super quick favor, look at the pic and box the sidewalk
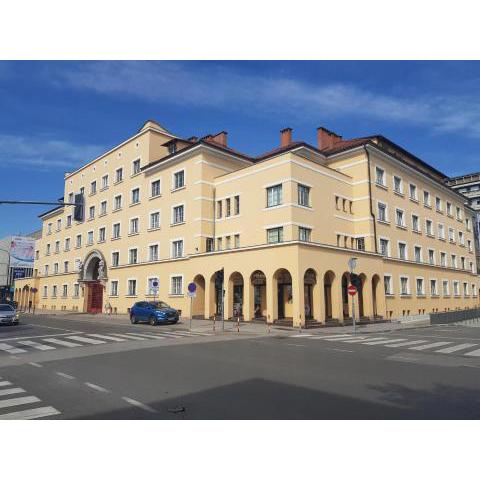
[21,310,430,335]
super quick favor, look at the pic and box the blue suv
[130,301,180,326]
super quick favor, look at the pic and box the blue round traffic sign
[187,282,196,293]
[152,280,159,288]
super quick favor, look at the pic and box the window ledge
[171,186,186,193]
[130,172,142,179]
[112,207,123,213]
[169,294,184,298]
[99,212,107,218]
[111,237,121,241]
[170,221,186,227]
[114,180,123,186]
[400,294,412,298]
[109,295,119,298]
[393,191,404,198]
[125,295,138,298]
[409,197,419,204]
[97,240,106,244]
[396,225,407,230]
[424,204,432,209]
[147,227,161,232]
[377,219,390,226]
[426,233,435,238]
[375,182,388,191]
[65,225,72,229]
[100,186,109,192]
[129,202,141,207]
[128,232,140,237]
[149,194,162,200]
[412,229,421,234]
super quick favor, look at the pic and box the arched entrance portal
[192,274,206,319]
[250,270,266,320]
[82,250,107,314]
[341,272,350,319]
[274,268,293,321]
[324,270,335,320]
[358,273,367,318]
[372,274,380,318]
[304,269,317,319]
[229,272,244,318]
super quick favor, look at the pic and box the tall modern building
[14,120,480,326]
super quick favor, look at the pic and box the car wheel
[149,315,157,326]
[131,315,138,324]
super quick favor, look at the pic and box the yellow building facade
[14,121,480,326]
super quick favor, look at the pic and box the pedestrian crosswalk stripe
[0,381,12,387]
[409,341,451,351]
[0,406,61,420]
[17,340,56,351]
[343,337,387,343]
[318,334,353,341]
[66,335,106,345]
[113,333,147,340]
[42,338,83,348]
[0,343,27,354]
[362,338,408,345]
[435,343,478,354]
[0,387,25,397]
[385,340,429,348]
[126,332,168,340]
[88,334,127,342]
[464,348,480,357]
[291,334,314,338]
[0,395,40,409]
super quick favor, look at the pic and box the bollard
[213,315,216,332]
[237,316,240,333]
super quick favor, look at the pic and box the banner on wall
[9,236,35,267]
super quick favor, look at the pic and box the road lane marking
[435,343,478,354]
[0,388,26,397]
[386,340,429,348]
[113,333,147,340]
[67,336,106,345]
[285,343,307,347]
[122,396,156,413]
[88,334,126,342]
[17,340,56,351]
[317,334,354,341]
[125,332,168,340]
[42,338,83,348]
[343,337,387,343]
[0,395,40,409]
[29,362,43,368]
[0,331,84,341]
[464,348,480,357]
[290,334,314,338]
[327,347,354,353]
[409,341,451,351]
[85,382,109,393]
[362,338,408,345]
[56,372,75,380]
[0,406,61,420]
[0,343,27,354]
[0,381,12,387]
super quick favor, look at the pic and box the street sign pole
[348,257,358,335]
[352,290,356,335]
[187,282,197,332]
[190,295,193,332]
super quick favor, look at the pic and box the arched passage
[358,273,367,318]
[250,270,266,320]
[304,268,317,319]
[274,268,293,321]
[372,274,381,318]
[324,270,335,320]
[341,272,350,319]
[82,250,107,314]
[191,274,206,319]
[228,272,244,318]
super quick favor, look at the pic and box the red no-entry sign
[348,284,357,296]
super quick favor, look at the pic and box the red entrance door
[87,282,103,313]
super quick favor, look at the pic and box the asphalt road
[1,315,480,419]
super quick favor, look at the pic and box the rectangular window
[400,277,409,295]
[430,279,438,296]
[110,281,118,296]
[375,166,386,186]
[384,275,392,295]
[46,243,51,255]
[171,276,183,295]
[130,217,139,234]
[393,176,402,194]
[173,205,184,224]
[64,238,70,251]
[234,195,240,215]
[225,236,231,249]
[217,237,223,251]
[62,284,68,297]
[113,223,121,239]
[448,228,455,242]
[129,248,138,264]
[398,242,407,260]
[395,209,405,227]
[226,198,231,217]
[149,244,159,261]
[54,241,60,253]
[98,227,105,242]
[356,237,365,251]
[266,184,282,207]
[299,227,311,242]
[216,200,223,219]
[428,249,435,265]
[447,202,452,216]
[442,280,449,296]
[52,285,57,297]
[412,215,419,232]
[435,197,442,212]
[101,174,108,189]
[87,231,93,245]
[43,286,48,298]
[172,240,183,258]
[451,254,457,268]
[44,265,49,276]
[74,283,79,297]
[298,184,310,206]
[453,281,460,296]
[151,180,161,197]
[438,223,445,240]
[47,223,52,234]
[174,170,185,189]
[76,234,82,248]
[409,184,417,201]
[57,219,61,231]
[67,215,72,227]
[426,219,433,236]
[128,279,137,296]
[89,205,95,220]
[100,201,107,215]
[378,202,387,222]
[267,227,283,244]
[150,212,160,229]
[132,159,141,175]
[423,190,431,207]
[131,188,140,205]
[112,252,119,267]
[416,278,424,295]
[459,231,464,245]
[115,168,123,183]
[54,263,59,274]
[206,237,214,252]
[90,181,97,195]
[234,234,240,249]
[64,261,69,273]
[414,246,422,263]
[379,238,389,256]
[114,195,122,210]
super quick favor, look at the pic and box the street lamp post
[348,257,358,335]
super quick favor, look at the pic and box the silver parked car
[0,304,19,325]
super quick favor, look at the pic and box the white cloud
[0,133,106,171]
[48,61,480,138]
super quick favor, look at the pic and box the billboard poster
[9,236,35,267]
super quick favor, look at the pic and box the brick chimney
[210,131,228,147]
[280,128,293,147]
[317,127,342,150]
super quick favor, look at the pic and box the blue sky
[1,60,480,238]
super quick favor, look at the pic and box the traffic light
[73,193,84,222]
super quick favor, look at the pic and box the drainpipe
[365,146,378,253]
[212,187,216,249]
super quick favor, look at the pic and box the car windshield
[150,302,170,310]
[0,305,14,311]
